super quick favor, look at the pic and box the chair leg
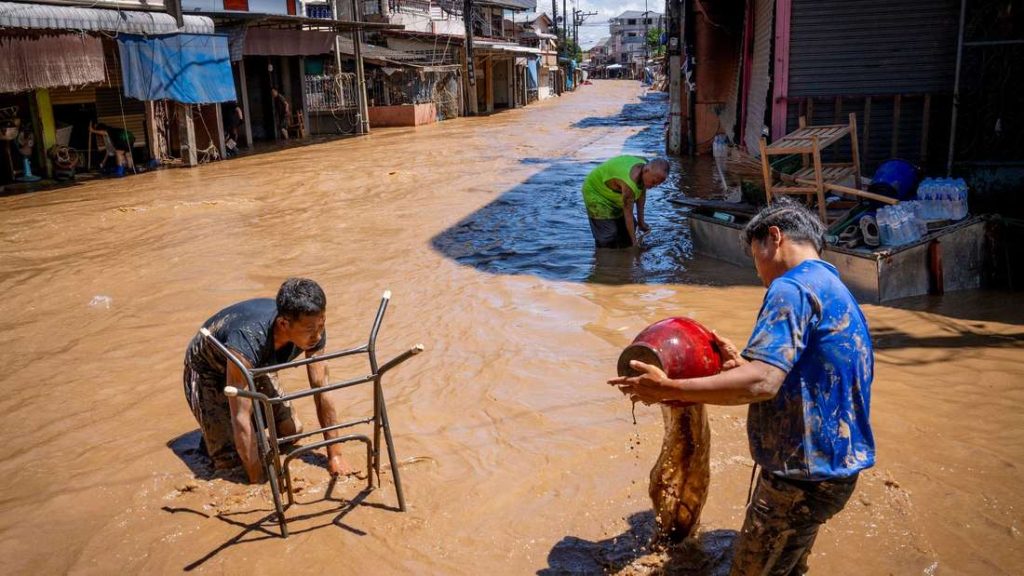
[377,387,406,511]
[812,135,827,223]
[759,137,773,204]
[848,112,862,188]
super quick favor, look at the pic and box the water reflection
[431,91,747,285]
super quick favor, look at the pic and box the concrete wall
[368,103,437,127]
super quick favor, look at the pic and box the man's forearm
[662,361,782,406]
[233,419,262,482]
[308,363,345,456]
[623,200,637,243]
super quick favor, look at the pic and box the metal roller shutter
[788,0,959,98]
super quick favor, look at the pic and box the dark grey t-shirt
[185,298,326,388]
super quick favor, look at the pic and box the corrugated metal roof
[787,0,958,97]
[0,1,214,34]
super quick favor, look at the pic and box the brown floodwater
[1,80,1022,575]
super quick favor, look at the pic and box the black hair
[276,278,326,321]
[742,197,827,253]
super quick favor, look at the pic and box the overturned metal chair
[199,290,422,537]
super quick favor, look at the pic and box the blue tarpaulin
[527,58,538,89]
[118,33,236,104]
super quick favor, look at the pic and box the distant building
[589,36,610,73]
[516,13,559,100]
[608,10,663,77]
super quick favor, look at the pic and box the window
[627,19,636,25]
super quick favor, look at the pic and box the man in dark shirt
[183,278,349,483]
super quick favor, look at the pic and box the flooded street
[1,80,1022,574]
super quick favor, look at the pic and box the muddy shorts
[183,361,294,469]
[588,216,632,248]
[729,469,858,576]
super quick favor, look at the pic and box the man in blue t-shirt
[610,199,875,575]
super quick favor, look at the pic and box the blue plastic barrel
[868,159,920,201]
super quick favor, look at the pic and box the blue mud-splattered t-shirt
[741,259,875,480]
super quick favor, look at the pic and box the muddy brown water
[1,81,1022,574]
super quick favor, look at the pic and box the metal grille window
[367,68,463,120]
[304,73,358,113]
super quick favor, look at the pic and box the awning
[242,28,335,56]
[474,40,541,56]
[0,33,106,93]
[240,29,421,66]
[335,36,425,66]
[194,11,403,32]
[0,2,214,34]
[118,34,236,104]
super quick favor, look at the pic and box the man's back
[582,155,644,219]
[185,299,307,384]
[742,259,875,480]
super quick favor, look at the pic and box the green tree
[563,39,584,62]
[645,27,665,57]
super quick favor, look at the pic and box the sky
[522,0,664,49]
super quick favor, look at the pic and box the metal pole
[562,0,567,52]
[551,0,558,48]
[945,0,967,176]
[351,0,370,134]
[464,0,478,115]
[332,0,343,75]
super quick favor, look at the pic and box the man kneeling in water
[183,278,350,483]
[582,156,670,248]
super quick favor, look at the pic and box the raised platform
[688,211,988,303]
[368,103,437,128]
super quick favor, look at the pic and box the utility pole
[666,0,682,155]
[351,0,370,134]
[573,8,597,59]
[552,0,558,46]
[464,0,478,115]
[644,0,650,66]
[562,0,567,56]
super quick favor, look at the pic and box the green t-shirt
[581,155,646,219]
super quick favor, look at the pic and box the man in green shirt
[582,156,670,248]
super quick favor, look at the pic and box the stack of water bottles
[876,203,928,246]
[915,177,970,221]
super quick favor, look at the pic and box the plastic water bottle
[916,182,929,219]
[912,201,928,237]
[924,181,937,220]
[898,206,913,243]
[877,208,892,245]
[955,178,970,220]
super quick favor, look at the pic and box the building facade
[608,10,663,77]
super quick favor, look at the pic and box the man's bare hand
[327,452,352,477]
[712,330,746,370]
[608,360,680,405]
